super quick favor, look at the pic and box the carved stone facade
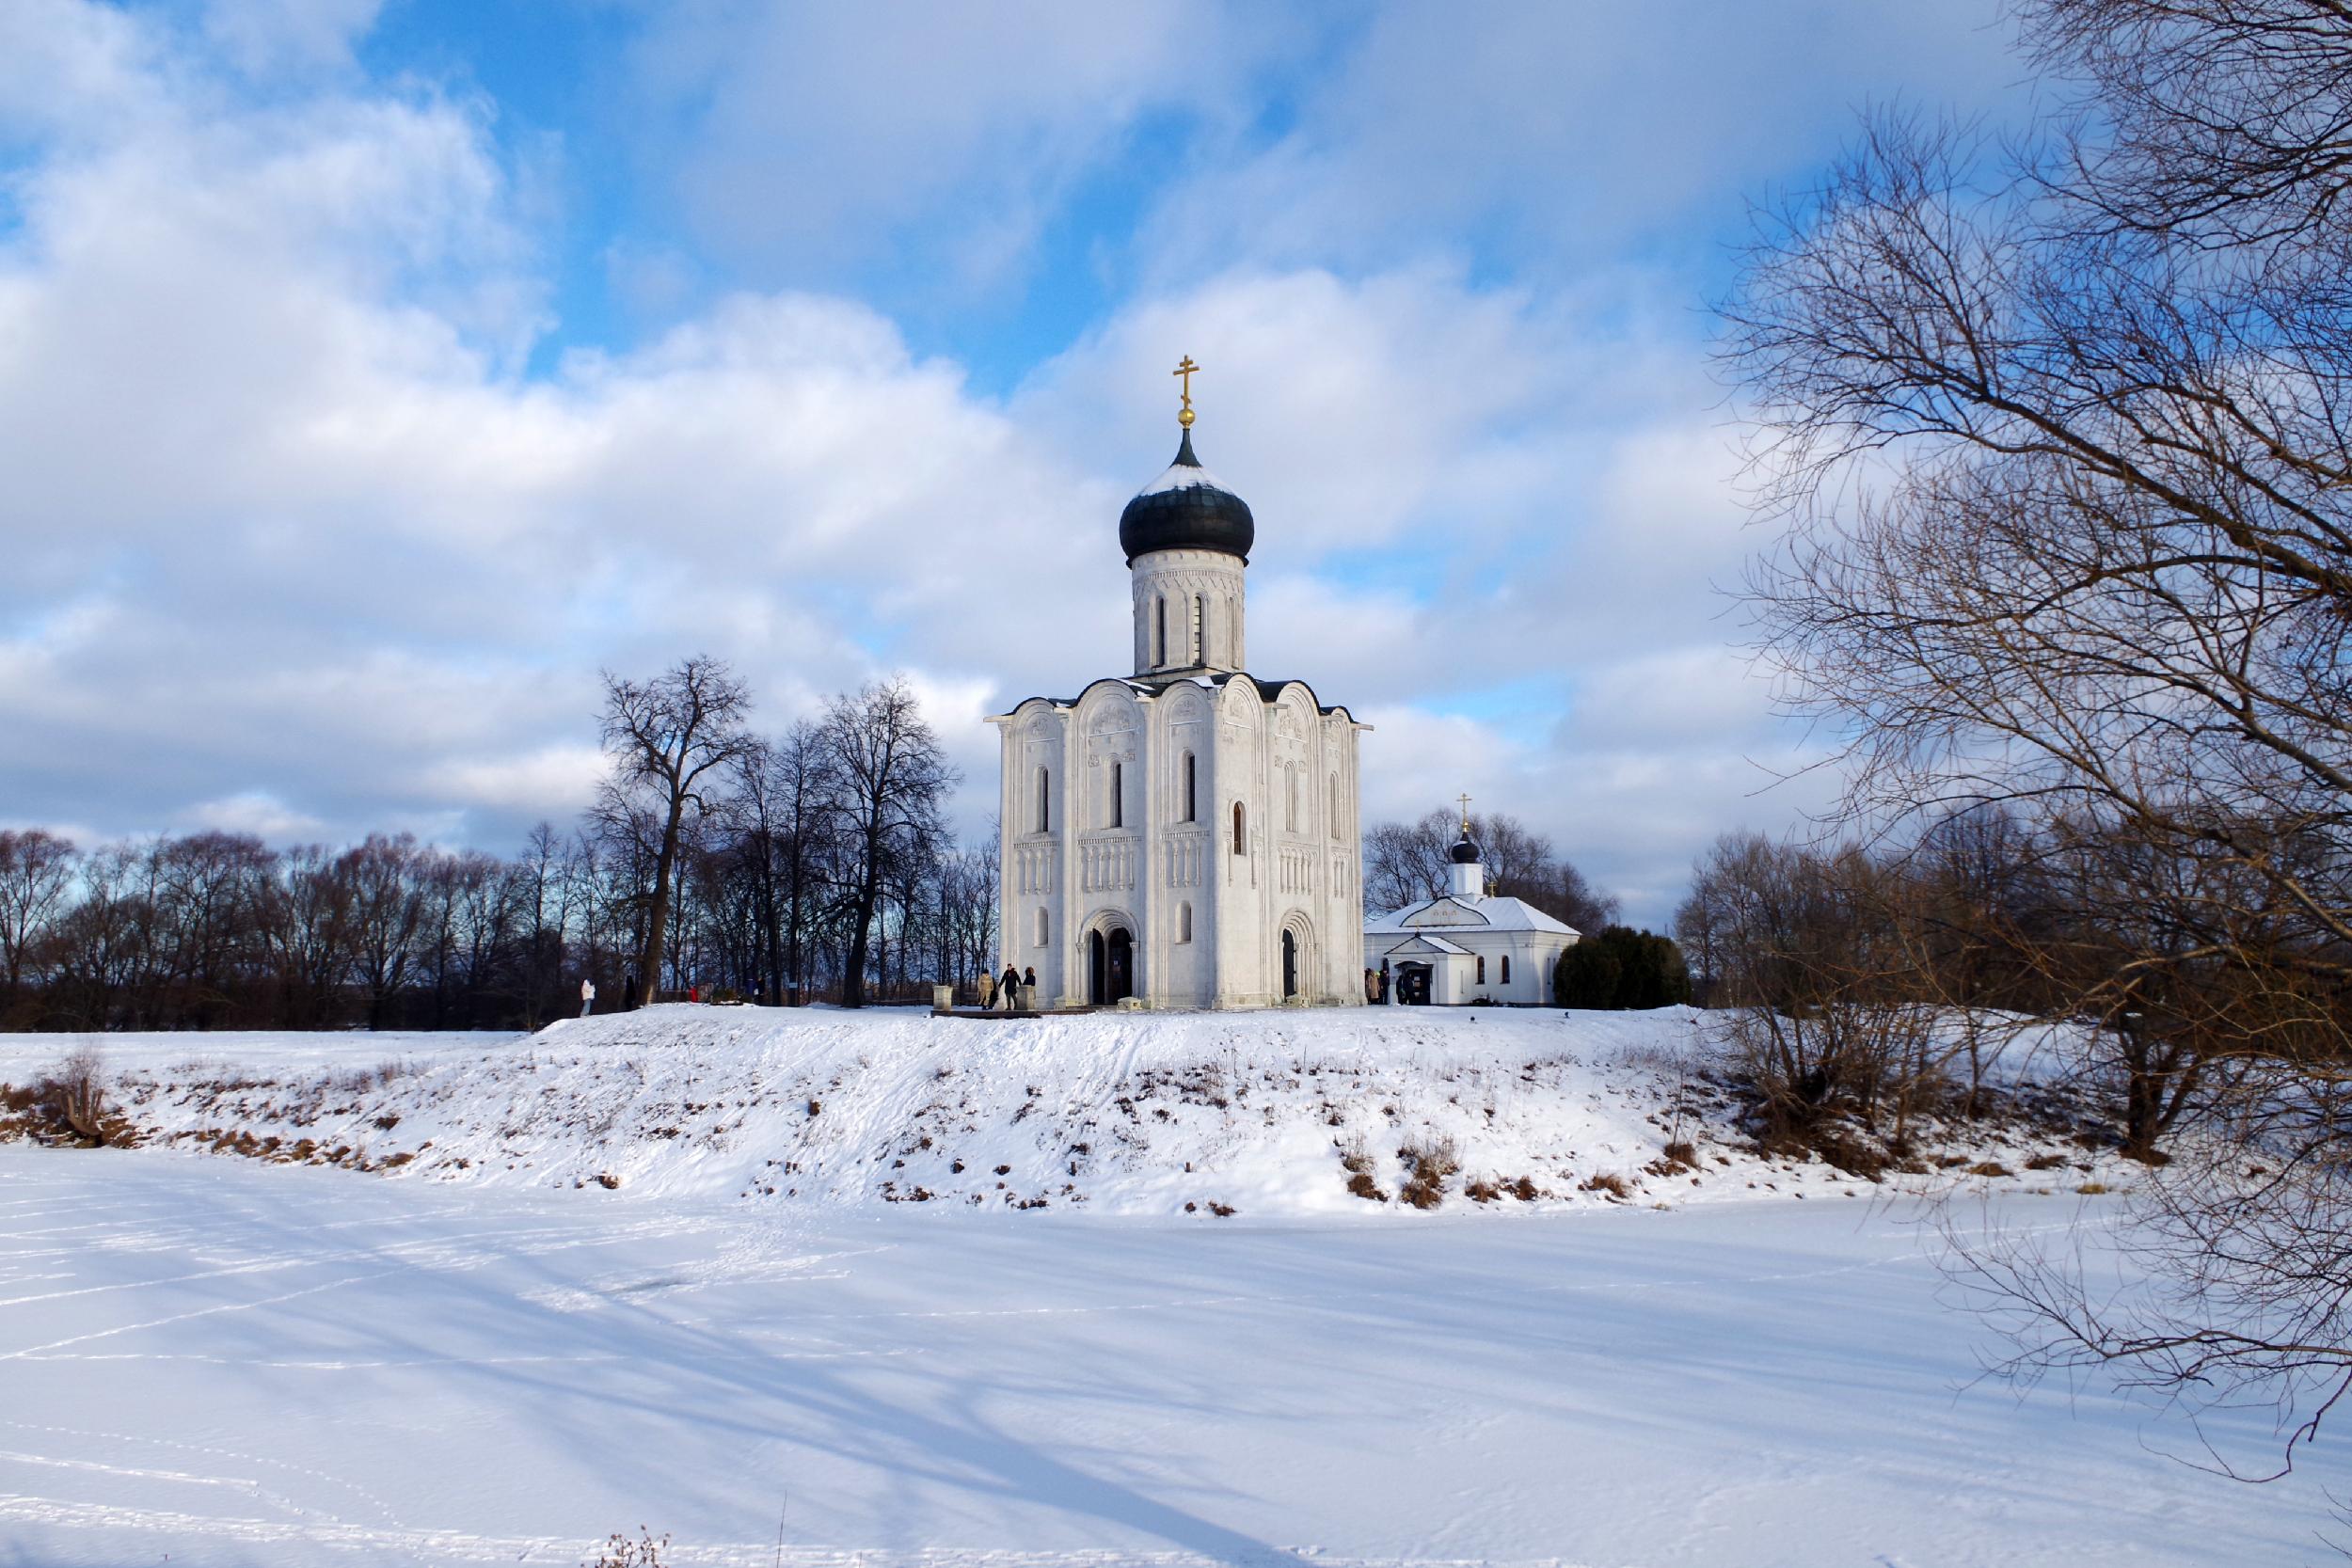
[986,419,1367,1009]
[992,673,1366,1008]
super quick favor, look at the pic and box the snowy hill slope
[0,1006,2127,1214]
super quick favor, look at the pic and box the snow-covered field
[0,1150,2327,1567]
[0,1006,2136,1213]
[0,1008,2316,1566]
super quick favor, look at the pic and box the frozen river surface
[0,1147,2321,1566]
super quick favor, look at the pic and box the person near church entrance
[1024,965,1038,997]
[580,977,596,1018]
[977,970,995,1009]
[997,963,1024,1011]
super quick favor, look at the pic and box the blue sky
[0,0,2032,922]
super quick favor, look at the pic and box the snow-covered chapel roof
[1364,894,1580,939]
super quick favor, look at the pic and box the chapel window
[1178,902,1193,943]
[1109,761,1124,829]
[1036,767,1050,833]
[1154,596,1167,667]
[1183,752,1197,822]
[1035,907,1048,947]
[1501,955,1511,984]
[1232,801,1246,856]
[1477,955,1487,984]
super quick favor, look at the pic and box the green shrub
[1554,927,1692,1009]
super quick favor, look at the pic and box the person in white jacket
[580,977,596,1018]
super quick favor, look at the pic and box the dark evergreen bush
[1554,927,1692,1009]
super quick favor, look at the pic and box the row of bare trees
[1675,812,2238,1159]
[1721,0,2352,1490]
[0,666,988,1031]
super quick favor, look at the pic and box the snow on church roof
[1137,457,1233,496]
[1364,894,1580,939]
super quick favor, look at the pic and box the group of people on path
[977,963,1040,1012]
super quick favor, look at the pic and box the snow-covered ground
[0,1009,2292,1565]
[0,1006,2139,1213]
[0,1148,2327,1567]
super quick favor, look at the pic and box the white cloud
[0,0,1984,924]
[201,0,384,79]
[622,0,1303,295]
[182,789,327,840]
[1134,2,2022,285]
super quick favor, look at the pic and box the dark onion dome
[1450,832,1482,864]
[1119,427,1255,564]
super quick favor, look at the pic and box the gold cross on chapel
[1174,356,1199,427]
[1457,792,1473,834]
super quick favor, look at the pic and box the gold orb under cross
[1174,355,1199,426]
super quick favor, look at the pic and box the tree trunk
[841,848,882,1008]
[638,800,684,1005]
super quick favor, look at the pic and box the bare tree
[343,833,425,1031]
[599,656,757,1004]
[820,677,956,1007]
[1724,0,2352,1477]
[0,830,75,1020]
[267,844,357,1029]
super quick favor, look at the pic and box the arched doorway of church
[1280,928,1298,998]
[1396,961,1433,1006]
[1088,926,1135,1006]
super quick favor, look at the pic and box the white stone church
[989,374,1368,1008]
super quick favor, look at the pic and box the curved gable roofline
[990,677,1155,721]
[992,677,1365,725]
[1073,676,1149,714]
[1211,672,1366,724]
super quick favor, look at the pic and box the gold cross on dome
[1456,792,1473,834]
[1173,356,1199,426]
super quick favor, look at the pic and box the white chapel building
[988,372,1368,1009]
[1361,820,1581,1005]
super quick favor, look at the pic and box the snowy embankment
[0,1005,2130,1215]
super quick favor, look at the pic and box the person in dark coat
[623,972,640,1011]
[997,963,1024,1011]
[1024,965,1038,995]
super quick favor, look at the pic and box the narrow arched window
[1035,907,1048,947]
[1154,596,1167,667]
[1110,761,1123,829]
[1178,902,1192,943]
[1183,752,1197,822]
[1036,767,1050,833]
[1476,955,1487,984]
[1501,955,1511,985]
[1232,801,1246,856]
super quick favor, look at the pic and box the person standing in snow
[622,972,639,1011]
[977,970,995,1009]
[998,962,1024,1011]
[1023,965,1037,999]
[580,977,596,1018]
